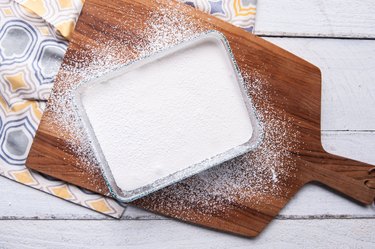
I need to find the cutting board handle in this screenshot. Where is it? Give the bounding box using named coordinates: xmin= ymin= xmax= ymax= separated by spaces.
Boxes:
xmin=365 ymin=167 xmax=375 ymax=189
xmin=305 ymin=156 xmax=375 ymax=204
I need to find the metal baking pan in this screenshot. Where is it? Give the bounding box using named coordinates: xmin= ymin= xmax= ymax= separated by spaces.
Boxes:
xmin=73 ymin=30 xmax=263 ymax=202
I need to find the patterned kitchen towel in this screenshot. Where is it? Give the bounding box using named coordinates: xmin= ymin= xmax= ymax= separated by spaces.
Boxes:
xmin=0 ymin=0 xmax=125 ymax=218
xmin=14 ymin=0 xmax=83 ymax=40
xmin=182 ymin=0 xmax=256 ymax=32
xmin=0 ymin=0 xmax=257 ymax=217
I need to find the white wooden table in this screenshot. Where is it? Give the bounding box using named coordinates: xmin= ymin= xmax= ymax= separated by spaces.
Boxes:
xmin=1 ymin=0 xmax=375 ymax=248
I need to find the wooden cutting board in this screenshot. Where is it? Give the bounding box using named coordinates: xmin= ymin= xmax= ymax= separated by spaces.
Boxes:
xmin=26 ymin=0 xmax=375 ymax=237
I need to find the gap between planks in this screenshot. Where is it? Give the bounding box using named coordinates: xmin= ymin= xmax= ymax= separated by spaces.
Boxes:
xmin=255 ymin=0 xmax=375 ymax=39
xmin=1 ymin=215 xmax=374 ymax=221
xmin=259 ymin=35 xmax=375 ymax=40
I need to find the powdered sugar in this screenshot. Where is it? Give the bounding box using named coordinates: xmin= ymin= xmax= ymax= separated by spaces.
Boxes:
xmin=136 ymin=5 xmax=200 ymax=58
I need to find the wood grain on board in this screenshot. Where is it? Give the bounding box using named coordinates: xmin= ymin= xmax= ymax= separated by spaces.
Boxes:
xmin=26 ymin=0 xmax=375 ymax=237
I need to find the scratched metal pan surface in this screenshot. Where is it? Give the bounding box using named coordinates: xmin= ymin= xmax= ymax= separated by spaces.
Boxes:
xmin=72 ymin=31 xmax=263 ymax=203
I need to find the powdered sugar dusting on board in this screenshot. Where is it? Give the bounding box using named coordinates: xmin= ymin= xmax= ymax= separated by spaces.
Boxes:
xmin=45 ymin=42 xmax=130 ymax=193
xmin=136 ymin=2 xmax=203 ymax=57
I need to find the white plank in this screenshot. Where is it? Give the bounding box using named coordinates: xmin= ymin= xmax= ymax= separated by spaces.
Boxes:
xmin=322 ymin=131 xmax=375 ymax=164
xmin=255 ymin=0 xmax=375 ymax=38
xmin=278 ymin=183 xmax=375 ymax=218
xmin=0 ymin=177 xmax=107 ymax=220
xmin=0 ymin=219 xmax=374 ymax=248
xmin=1 ymin=131 xmax=374 ymax=220
xmin=265 ymin=37 xmax=375 ymax=130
